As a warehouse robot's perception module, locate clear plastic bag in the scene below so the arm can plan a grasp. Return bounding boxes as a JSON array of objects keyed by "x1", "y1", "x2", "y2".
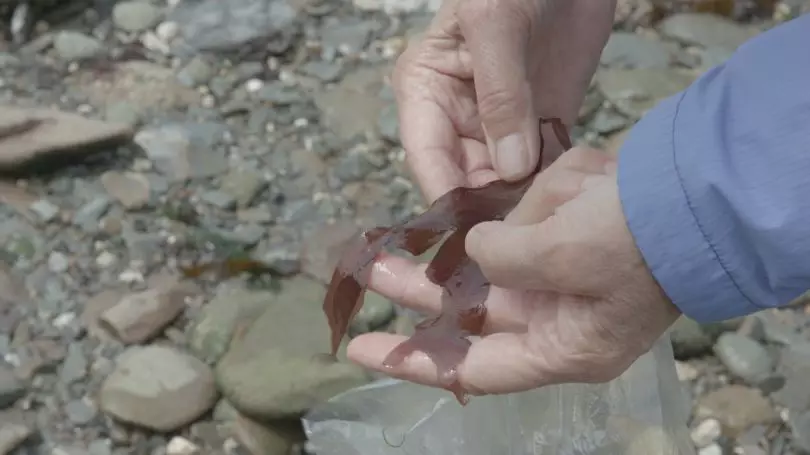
[{"x1": 302, "y1": 333, "x2": 696, "y2": 455}]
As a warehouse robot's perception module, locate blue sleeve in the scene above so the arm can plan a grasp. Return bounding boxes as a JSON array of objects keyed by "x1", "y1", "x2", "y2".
[{"x1": 617, "y1": 13, "x2": 810, "y2": 323}]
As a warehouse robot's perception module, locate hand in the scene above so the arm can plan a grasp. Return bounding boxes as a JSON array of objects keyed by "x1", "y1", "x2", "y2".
[
  {"x1": 392, "y1": 0, "x2": 616, "y2": 203},
  {"x1": 346, "y1": 147, "x2": 682, "y2": 395}
]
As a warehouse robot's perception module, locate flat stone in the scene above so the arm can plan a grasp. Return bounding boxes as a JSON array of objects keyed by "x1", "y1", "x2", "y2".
[
  {"x1": 99, "y1": 345, "x2": 218, "y2": 432},
  {"x1": 0, "y1": 106, "x2": 134, "y2": 170}
]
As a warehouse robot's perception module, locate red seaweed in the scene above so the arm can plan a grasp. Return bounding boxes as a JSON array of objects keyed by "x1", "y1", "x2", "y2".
[{"x1": 323, "y1": 117, "x2": 573, "y2": 405}]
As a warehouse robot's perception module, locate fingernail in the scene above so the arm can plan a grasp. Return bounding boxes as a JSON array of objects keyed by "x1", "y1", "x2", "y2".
[{"x1": 495, "y1": 133, "x2": 530, "y2": 180}]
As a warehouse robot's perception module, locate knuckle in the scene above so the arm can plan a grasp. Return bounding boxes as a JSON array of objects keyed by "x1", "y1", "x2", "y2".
[{"x1": 476, "y1": 88, "x2": 527, "y2": 127}]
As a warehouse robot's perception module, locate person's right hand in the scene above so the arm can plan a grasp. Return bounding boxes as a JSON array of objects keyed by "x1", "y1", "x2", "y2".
[{"x1": 392, "y1": 0, "x2": 616, "y2": 203}]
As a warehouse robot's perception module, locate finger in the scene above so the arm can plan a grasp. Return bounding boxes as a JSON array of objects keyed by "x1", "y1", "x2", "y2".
[
  {"x1": 456, "y1": 0, "x2": 540, "y2": 182},
  {"x1": 346, "y1": 331, "x2": 559, "y2": 395},
  {"x1": 368, "y1": 253, "x2": 532, "y2": 333},
  {"x1": 507, "y1": 147, "x2": 612, "y2": 224},
  {"x1": 466, "y1": 209, "x2": 594, "y2": 292}
]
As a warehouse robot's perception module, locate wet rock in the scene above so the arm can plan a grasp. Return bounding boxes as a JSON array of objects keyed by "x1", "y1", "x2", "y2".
[
  {"x1": 658, "y1": 13, "x2": 758, "y2": 52},
  {"x1": 691, "y1": 418, "x2": 722, "y2": 448},
  {"x1": 670, "y1": 317, "x2": 715, "y2": 359},
  {"x1": 29, "y1": 199, "x2": 60, "y2": 223},
  {"x1": 168, "y1": 0, "x2": 300, "y2": 54},
  {"x1": 353, "y1": 0, "x2": 441, "y2": 13},
  {"x1": 112, "y1": 1, "x2": 164, "y2": 32},
  {"x1": 65, "y1": 398, "x2": 98, "y2": 425},
  {"x1": 166, "y1": 436, "x2": 199, "y2": 455},
  {"x1": 695, "y1": 385, "x2": 779, "y2": 437},
  {"x1": 232, "y1": 415, "x2": 303, "y2": 455},
  {"x1": 300, "y1": 61, "x2": 343, "y2": 83},
  {"x1": 176, "y1": 56, "x2": 216, "y2": 88},
  {"x1": 600, "y1": 31, "x2": 677, "y2": 69},
  {"x1": 53, "y1": 31, "x2": 104, "y2": 61},
  {"x1": 99, "y1": 281, "x2": 199, "y2": 344},
  {"x1": 73, "y1": 197, "x2": 112, "y2": 231},
  {"x1": 349, "y1": 291, "x2": 395, "y2": 336},
  {"x1": 0, "y1": 365, "x2": 25, "y2": 409},
  {"x1": 314, "y1": 66, "x2": 387, "y2": 140},
  {"x1": 188, "y1": 288, "x2": 270, "y2": 365},
  {"x1": 199, "y1": 190, "x2": 236, "y2": 210},
  {"x1": 0, "y1": 422, "x2": 31, "y2": 453},
  {"x1": 320, "y1": 19, "x2": 373, "y2": 55},
  {"x1": 134, "y1": 122, "x2": 229, "y2": 181},
  {"x1": 713, "y1": 332, "x2": 774, "y2": 384},
  {"x1": 60, "y1": 342, "x2": 88, "y2": 384},
  {"x1": 0, "y1": 106, "x2": 134, "y2": 171},
  {"x1": 215, "y1": 276, "x2": 370, "y2": 420},
  {"x1": 99, "y1": 345, "x2": 218, "y2": 432},
  {"x1": 596, "y1": 68, "x2": 695, "y2": 119},
  {"x1": 220, "y1": 169, "x2": 267, "y2": 208},
  {"x1": 771, "y1": 348, "x2": 810, "y2": 411},
  {"x1": 789, "y1": 410, "x2": 810, "y2": 453},
  {"x1": 69, "y1": 61, "x2": 200, "y2": 114},
  {"x1": 100, "y1": 171, "x2": 151, "y2": 210},
  {"x1": 300, "y1": 220, "x2": 361, "y2": 284}
]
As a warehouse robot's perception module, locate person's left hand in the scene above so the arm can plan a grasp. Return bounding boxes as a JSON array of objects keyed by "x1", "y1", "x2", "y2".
[{"x1": 346, "y1": 146, "x2": 682, "y2": 395}]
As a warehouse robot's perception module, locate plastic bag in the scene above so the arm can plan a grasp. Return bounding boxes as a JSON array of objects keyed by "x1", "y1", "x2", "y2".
[{"x1": 302, "y1": 332, "x2": 696, "y2": 455}]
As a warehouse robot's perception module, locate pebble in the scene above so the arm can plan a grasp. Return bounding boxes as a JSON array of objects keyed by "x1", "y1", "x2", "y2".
[
  {"x1": 600, "y1": 31, "x2": 677, "y2": 69},
  {"x1": 53, "y1": 31, "x2": 104, "y2": 61},
  {"x1": 65, "y1": 398, "x2": 98, "y2": 425},
  {"x1": 112, "y1": 1, "x2": 164, "y2": 32},
  {"x1": 0, "y1": 365, "x2": 25, "y2": 408},
  {"x1": 48, "y1": 252, "x2": 70, "y2": 273},
  {"x1": 176, "y1": 56, "x2": 215, "y2": 88},
  {"x1": 691, "y1": 418, "x2": 722, "y2": 448},
  {"x1": 166, "y1": 436, "x2": 200, "y2": 455},
  {"x1": 100, "y1": 171, "x2": 151, "y2": 210},
  {"x1": 713, "y1": 332, "x2": 774, "y2": 384},
  {"x1": 30, "y1": 199, "x2": 60, "y2": 222},
  {"x1": 99, "y1": 345, "x2": 218, "y2": 432},
  {"x1": 658, "y1": 13, "x2": 756, "y2": 52},
  {"x1": 698, "y1": 443, "x2": 723, "y2": 455}
]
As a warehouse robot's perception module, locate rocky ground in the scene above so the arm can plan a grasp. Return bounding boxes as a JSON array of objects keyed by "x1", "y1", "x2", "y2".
[{"x1": 0, "y1": 0, "x2": 809, "y2": 454}]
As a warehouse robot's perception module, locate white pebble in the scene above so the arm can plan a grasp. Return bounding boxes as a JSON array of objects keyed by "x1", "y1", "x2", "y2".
[
  {"x1": 166, "y1": 436, "x2": 199, "y2": 455},
  {"x1": 201, "y1": 94, "x2": 216, "y2": 108},
  {"x1": 675, "y1": 360, "x2": 699, "y2": 381},
  {"x1": 95, "y1": 251, "x2": 117, "y2": 268},
  {"x1": 698, "y1": 443, "x2": 723, "y2": 455},
  {"x1": 691, "y1": 418, "x2": 722, "y2": 448},
  {"x1": 155, "y1": 21, "x2": 179, "y2": 42},
  {"x1": 118, "y1": 269, "x2": 143, "y2": 283},
  {"x1": 48, "y1": 252, "x2": 69, "y2": 273},
  {"x1": 140, "y1": 31, "x2": 170, "y2": 54},
  {"x1": 52, "y1": 312, "x2": 76, "y2": 329},
  {"x1": 245, "y1": 78, "x2": 264, "y2": 92}
]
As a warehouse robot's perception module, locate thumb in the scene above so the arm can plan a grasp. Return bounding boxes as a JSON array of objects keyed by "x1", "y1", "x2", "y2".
[{"x1": 457, "y1": 0, "x2": 540, "y2": 181}]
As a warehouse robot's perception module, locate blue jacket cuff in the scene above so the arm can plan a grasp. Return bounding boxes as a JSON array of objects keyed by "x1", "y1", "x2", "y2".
[{"x1": 616, "y1": 94, "x2": 762, "y2": 323}]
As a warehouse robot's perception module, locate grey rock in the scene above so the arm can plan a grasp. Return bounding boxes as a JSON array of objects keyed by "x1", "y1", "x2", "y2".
[
  {"x1": 134, "y1": 123, "x2": 229, "y2": 181},
  {"x1": 320, "y1": 19, "x2": 373, "y2": 54},
  {"x1": 104, "y1": 102, "x2": 142, "y2": 127},
  {"x1": 99, "y1": 345, "x2": 218, "y2": 432},
  {"x1": 100, "y1": 171, "x2": 151, "y2": 210},
  {"x1": 53, "y1": 31, "x2": 104, "y2": 61},
  {"x1": 600, "y1": 32, "x2": 677, "y2": 69},
  {"x1": 200, "y1": 190, "x2": 236, "y2": 210},
  {"x1": 73, "y1": 197, "x2": 112, "y2": 231},
  {"x1": 112, "y1": 1, "x2": 164, "y2": 32},
  {"x1": 349, "y1": 291, "x2": 395, "y2": 335},
  {"x1": 695, "y1": 385, "x2": 778, "y2": 437},
  {"x1": 189, "y1": 288, "x2": 271, "y2": 365},
  {"x1": 377, "y1": 104, "x2": 399, "y2": 142},
  {"x1": 176, "y1": 56, "x2": 216, "y2": 87},
  {"x1": 588, "y1": 109, "x2": 629, "y2": 135},
  {"x1": 255, "y1": 82, "x2": 303, "y2": 105},
  {"x1": 0, "y1": 424, "x2": 31, "y2": 453},
  {"x1": 670, "y1": 317, "x2": 714, "y2": 359},
  {"x1": 658, "y1": 13, "x2": 758, "y2": 52},
  {"x1": 713, "y1": 333, "x2": 774, "y2": 384},
  {"x1": 220, "y1": 169, "x2": 267, "y2": 208},
  {"x1": 300, "y1": 61, "x2": 343, "y2": 82},
  {"x1": 88, "y1": 439, "x2": 113, "y2": 455},
  {"x1": 60, "y1": 343, "x2": 88, "y2": 384},
  {"x1": 0, "y1": 365, "x2": 25, "y2": 408},
  {"x1": 233, "y1": 62, "x2": 265, "y2": 82},
  {"x1": 65, "y1": 399, "x2": 98, "y2": 425},
  {"x1": 789, "y1": 410, "x2": 810, "y2": 453},
  {"x1": 215, "y1": 277, "x2": 370, "y2": 419},
  {"x1": 29, "y1": 199, "x2": 60, "y2": 222},
  {"x1": 168, "y1": 0, "x2": 299, "y2": 53},
  {"x1": 48, "y1": 251, "x2": 69, "y2": 273},
  {"x1": 596, "y1": 68, "x2": 695, "y2": 119}
]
